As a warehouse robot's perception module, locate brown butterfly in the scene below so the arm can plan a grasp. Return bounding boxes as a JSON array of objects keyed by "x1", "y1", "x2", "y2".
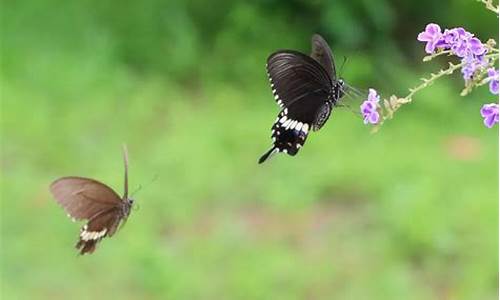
[{"x1": 50, "y1": 146, "x2": 134, "y2": 255}]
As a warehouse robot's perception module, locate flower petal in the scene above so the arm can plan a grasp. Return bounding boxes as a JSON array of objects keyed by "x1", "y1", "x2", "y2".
[
  {"x1": 490, "y1": 81, "x2": 499, "y2": 95},
  {"x1": 425, "y1": 41, "x2": 436, "y2": 54},
  {"x1": 484, "y1": 114, "x2": 497, "y2": 128},
  {"x1": 368, "y1": 112, "x2": 380, "y2": 124},
  {"x1": 468, "y1": 37, "x2": 485, "y2": 55},
  {"x1": 417, "y1": 32, "x2": 431, "y2": 42},
  {"x1": 367, "y1": 88, "x2": 379, "y2": 102},
  {"x1": 425, "y1": 23, "x2": 441, "y2": 35},
  {"x1": 481, "y1": 107, "x2": 493, "y2": 117},
  {"x1": 487, "y1": 68, "x2": 498, "y2": 78}
]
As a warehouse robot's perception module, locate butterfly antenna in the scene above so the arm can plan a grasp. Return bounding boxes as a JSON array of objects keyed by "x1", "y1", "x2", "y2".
[
  {"x1": 337, "y1": 55, "x2": 365, "y2": 98},
  {"x1": 122, "y1": 144, "x2": 129, "y2": 199},
  {"x1": 340, "y1": 89, "x2": 356, "y2": 101},
  {"x1": 344, "y1": 82, "x2": 365, "y2": 97},
  {"x1": 336, "y1": 100, "x2": 363, "y2": 119},
  {"x1": 131, "y1": 174, "x2": 159, "y2": 197},
  {"x1": 339, "y1": 84, "x2": 361, "y2": 101},
  {"x1": 337, "y1": 86, "x2": 364, "y2": 119},
  {"x1": 131, "y1": 184, "x2": 142, "y2": 196},
  {"x1": 339, "y1": 56, "x2": 348, "y2": 78}
]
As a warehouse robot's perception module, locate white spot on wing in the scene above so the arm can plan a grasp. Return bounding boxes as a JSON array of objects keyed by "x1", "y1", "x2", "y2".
[
  {"x1": 302, "y1": 124, "x2": 309, "y2": 134},
  {"x1": 80, "y1": 228, "x2": 107, "y2": 241}
]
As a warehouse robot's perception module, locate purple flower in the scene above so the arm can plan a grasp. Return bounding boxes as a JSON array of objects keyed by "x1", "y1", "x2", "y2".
[
  {"x1": 360, "y1": 88, "x2": 380, "y2": 124},
  {"x1": 436, "y1": 29, "x2": 457, "y2": 49},
  {"x1": 487, "y1": 68, "x2": 499, "y2": 95},
  {"x1": 450, "y1": 28, "x2": 475, "y2": 57},
  {"x1": 461, "y1": 54, "x2": 488, "y2": 80},
  {"x1": 480, "y1": 103, "x2": 499, "y2": 128},
  {"x1": 468, "y1": 37, "x2": 486, "y2": 56},
  {"x1": 417, "y1": 23, "x2": 443, "y2": 54},
  {"x1": 437, "y1": 27, "x2": 467, "y2": 51}
]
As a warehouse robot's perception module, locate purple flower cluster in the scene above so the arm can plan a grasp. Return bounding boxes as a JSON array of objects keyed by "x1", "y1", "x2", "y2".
[
  {"x1": 418, "y1": 23, "x2": 498, "y2": 129},
  {"x1": 417, "y1": 24, "x2": 488, "y2": 80},
  {"x1": 360, "y1": 89, "x2": 380, "y2": 125},
  {"x1": 418, "y1": 24, "x2": 486, "y2": 57},
  {"x1": 480, "y1": 103, "x2": 499, "y2": 128}
]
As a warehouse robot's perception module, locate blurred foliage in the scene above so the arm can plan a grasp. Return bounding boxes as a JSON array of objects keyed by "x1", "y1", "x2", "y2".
[{"x1": 1, "y1": 0, "x2": 498, "y2": 299}]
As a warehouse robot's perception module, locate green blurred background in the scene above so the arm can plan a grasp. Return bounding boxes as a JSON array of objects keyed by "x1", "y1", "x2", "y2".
[{"x1": 1, "y1": 0, "x2": 498, "y2": 299}]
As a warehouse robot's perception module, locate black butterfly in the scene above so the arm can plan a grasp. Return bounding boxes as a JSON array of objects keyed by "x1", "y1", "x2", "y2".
[
  {"x1": 50, "y1": 146, "x2": 134, "y2": 255},
  {"x1": 258, "y1": 34, "x2": 346, "y2": 163}
]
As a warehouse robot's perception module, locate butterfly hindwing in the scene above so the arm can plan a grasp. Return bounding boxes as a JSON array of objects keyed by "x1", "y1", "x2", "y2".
[
  {"x1": 258, "y1": 109, "x2": 311, "y2": 163},
  {"x1": 312, "y1": 102, "x2": 333, "y2": 131},
  {"x1": 76, "y1": 207, "x2": 123, "y2": 255}
]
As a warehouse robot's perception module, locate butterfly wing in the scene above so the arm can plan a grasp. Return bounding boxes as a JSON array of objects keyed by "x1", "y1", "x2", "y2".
[
  {"x1": 50, "y1": 177, "x2": 122, "y2": 221},
  {"x1": 76, "y1": 207, "x2": 122, "y2": 255},
  {"x1": 267, "y1": 50, "x2": 332, "y2": 109},
  {"x1": 310, "y1": 34, "x2": 342, "y2": 131},
  {"x1": 310, "y1": 34, "x2": 336, "y2": 80},
  {"x1": 259, "y1": 51, "x2": 333, "y2": 163}
]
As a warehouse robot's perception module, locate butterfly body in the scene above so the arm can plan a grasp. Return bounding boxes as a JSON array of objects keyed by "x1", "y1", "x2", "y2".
[
  {"x1": 50, "y1": 146, "x2": 133, "y2": 255},
  {"x1": 259, "y1": 34, "x2": 346, "y2": 163}
]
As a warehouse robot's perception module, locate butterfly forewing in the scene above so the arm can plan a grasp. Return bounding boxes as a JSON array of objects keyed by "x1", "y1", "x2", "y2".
[
  {"x1": 267, "y1": 50, "x2": 332, "y2": 110},
  {"x1": 310, "y1": 34, "x2": 336, "y2": 80},
  {"x1": 50, "y1": 177, "x2": 122, "y2": 221}
]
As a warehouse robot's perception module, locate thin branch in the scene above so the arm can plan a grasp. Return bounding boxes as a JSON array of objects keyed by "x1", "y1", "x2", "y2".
[
  {"x1": 371, "y1": 53, "x2": 498, "y2": 132},
  {"x1": 479, "y1": 0, "x2": 499, "y2": 14},
  {"x1": 422, "y1": 50, "x2": 454, "y2": 62}
]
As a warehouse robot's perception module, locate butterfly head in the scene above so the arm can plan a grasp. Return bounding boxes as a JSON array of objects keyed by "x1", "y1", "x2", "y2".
[
  {"x1": 122, "y1": 197, "x2": 135, "y2": 215},
  {"x1": 333, "y1": 79, "x2": 345, "y2": 101}
]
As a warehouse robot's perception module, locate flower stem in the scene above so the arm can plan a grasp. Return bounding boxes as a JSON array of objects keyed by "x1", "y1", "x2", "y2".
[
  {"x1": 479, "y1": 0, "x2": 499, "y2": 14},
  {"x1": 405, "y1": 63, "x2": 464, "y2": 101},
  {"x1": 422, "y1": 50, "x2": 454, "y2": 62},
  {"x1": 371, "y1": 52, "x2": 499, "y2": 132}
]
